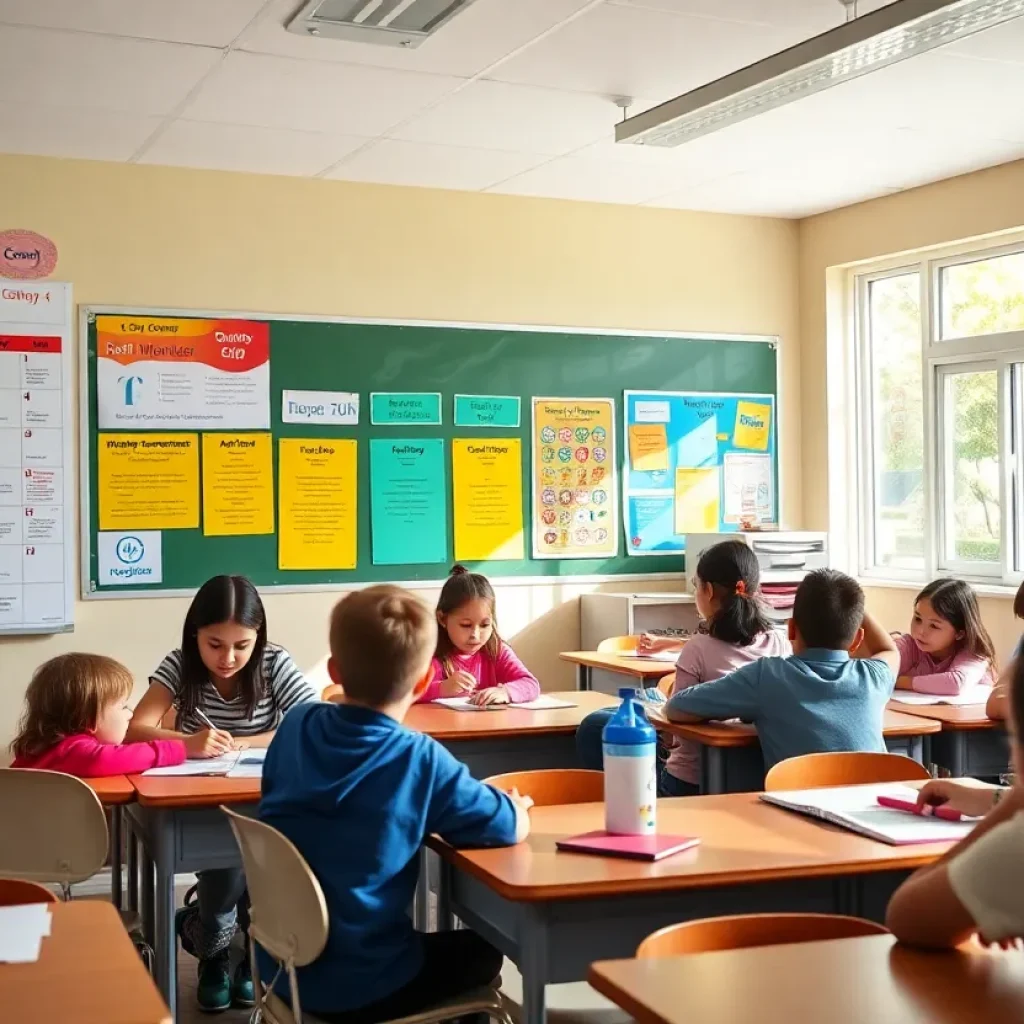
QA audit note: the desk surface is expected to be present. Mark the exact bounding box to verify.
[0,901,172,1024]
[406,690,616,740]
[128,774,261,808]
[84,775,136,805]
[589,935,1024,1024]
[560,651,678,679]
[652,708,942,747]
[428,788,953,902]
[886,701,997,730]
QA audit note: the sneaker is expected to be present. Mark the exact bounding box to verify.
[232,956,255,1008]
[197,950,232,1013]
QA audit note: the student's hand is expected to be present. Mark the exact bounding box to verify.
[507,787,534,813]
[977,934,1024,951]
[469,686,511,706]
[440,671,477,697]
[637,634,677,654]
[894,676,915,690]
[916,778,1003,819]
[184,728,235,759]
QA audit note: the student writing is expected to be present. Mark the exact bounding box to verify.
[126,574,317,1014]
[666,569,899,770]
[893,578,996,695]
[260,585,531,1023]
[416,564,539,707]
[10,653,187,775]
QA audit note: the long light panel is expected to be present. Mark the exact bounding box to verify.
[616,0,1024,147]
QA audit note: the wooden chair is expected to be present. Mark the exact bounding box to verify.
[657,671,675,697]
[223,808,513,1024]
[637,913,890,957]
[484,769,603,807]
[321,684,344,703]
[0,878,58,906]
[764,751,931,792]
[596,636,642,654]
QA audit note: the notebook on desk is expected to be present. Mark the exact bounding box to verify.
[431,695,577,712]
[889,690,991,707]
[556,831,700,861]
[760,785,977,845]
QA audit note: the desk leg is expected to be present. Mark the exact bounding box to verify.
[153,818,178,1020]
[907,735,923,765]
[126,817,139,913]
[141,846,155,947]
[950,733,967,778]
[520,907,548,1024]
[110,807,123,910]
[704,747,726,795]
[414,847,430,931]
[577,665,592,691]
[436,855,453,933]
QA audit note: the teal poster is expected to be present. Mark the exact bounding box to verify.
[370,392,443,425]
[369,439,448,565]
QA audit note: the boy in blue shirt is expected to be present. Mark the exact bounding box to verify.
[666,569,899,770]
[260,585,532,1023]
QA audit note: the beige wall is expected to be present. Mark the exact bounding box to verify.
[0,154,800,751]
[799,157,1024,660]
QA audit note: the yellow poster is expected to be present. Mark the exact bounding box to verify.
[628,424,669,472]
[452,439,524,561]
[733,401,772,452]
[674,467,719,533]
[532,398,617,559]
[202,433,274,537]
[278,439,357,570]
[98,433,199,530]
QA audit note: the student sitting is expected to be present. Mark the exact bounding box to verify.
[986,580,1024,721]
[576,540,790,794]
[666,569,899,770]
[893,579,996,695]
[259,585,532,1023]
[886,656,1024,948]
[10,653,187,775]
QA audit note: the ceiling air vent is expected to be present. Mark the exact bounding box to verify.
[286,0,481,48]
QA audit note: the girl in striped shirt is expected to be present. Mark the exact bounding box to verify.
[127,574,317,1014]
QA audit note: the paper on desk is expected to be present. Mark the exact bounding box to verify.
[890,689,991,707]
[142,752,242,776]
[432,695,577,712]
[226,750,267,779]
[616,650,680,663]
[0,903,52,963]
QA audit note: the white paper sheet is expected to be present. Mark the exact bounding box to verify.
[226,750,267,779]
[890,689,991,707]
[431,695,577,712]
[0,903,52,963]
[142,753,242,776]
[615,650,680,663]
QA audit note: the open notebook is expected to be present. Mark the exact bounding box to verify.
[431,695,576,712]
[889,690,991,707]
[615,650,680,663]
[142,748,267,778]
[760,784,978,845]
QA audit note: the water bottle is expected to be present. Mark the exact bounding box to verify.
[603,687,657,835]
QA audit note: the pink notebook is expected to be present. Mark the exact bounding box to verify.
[556,831,700,861]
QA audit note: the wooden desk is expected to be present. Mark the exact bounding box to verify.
[887,701,1009,778]
[650,710,942,794]
[429,790,955,1024]
[0,901,171,1024]
[559,651,676,691]
[84,775,134,910]
[589,934,1024,1024]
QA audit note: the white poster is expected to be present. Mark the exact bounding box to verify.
[723,452,774,524]
[97,531,163,586]
[0,282,74,633]
[282,389,359,425]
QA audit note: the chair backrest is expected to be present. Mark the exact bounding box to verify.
[0,769,108,889]
[484,769,604,806]
[637,913,889,957]
[597,636,642,654]
[223,808,328,968]
[657,671,675,697]
[0,878,58,906]
[764,752,932,792]
[321,684,344,703]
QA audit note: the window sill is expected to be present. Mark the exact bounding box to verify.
[859,576,1022,599]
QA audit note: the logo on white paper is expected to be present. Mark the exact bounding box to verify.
[119,375,143,406]
[98,531,162,585]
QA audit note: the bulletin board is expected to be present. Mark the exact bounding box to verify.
[79,306,779,597]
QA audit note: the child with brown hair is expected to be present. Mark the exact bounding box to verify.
[10,652,187,775]
[986,580,1024,721]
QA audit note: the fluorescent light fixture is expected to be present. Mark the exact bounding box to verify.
[616,0,1024,147]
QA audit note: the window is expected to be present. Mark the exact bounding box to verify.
[854,241,1024,586]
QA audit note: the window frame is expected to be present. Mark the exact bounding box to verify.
[851,237,1024,590]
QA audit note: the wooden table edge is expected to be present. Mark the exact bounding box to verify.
[588,963,667,1024]
[127,776,262,808]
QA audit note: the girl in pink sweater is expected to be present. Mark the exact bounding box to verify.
[10,653,186,776]
[418,565,540,707]
[894,579,996,696]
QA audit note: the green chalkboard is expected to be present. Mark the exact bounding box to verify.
[82,309,777,596]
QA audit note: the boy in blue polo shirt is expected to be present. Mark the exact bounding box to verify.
[259,585,532,1023]
[666,569,898,770]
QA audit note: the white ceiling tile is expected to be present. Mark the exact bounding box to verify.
[0,25,221,116]
[327,139,548,190]
[237,0,595,77]
[0,102,162,161]
[393,79,617,155]
[606,0,895,31]
[0,0,268,46]
[138,119,368,177]
[182,51,463,136]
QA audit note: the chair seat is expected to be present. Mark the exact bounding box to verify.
[499,960,629,1024]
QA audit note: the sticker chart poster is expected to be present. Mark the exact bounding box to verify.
[201,433,274,537]
[452,439,524,562]
[369,439,447,566]
[278,439,357,570]
[95,316,270,430]
[623,391,776,555]
[531,398,617,560]
[97,433,200,531]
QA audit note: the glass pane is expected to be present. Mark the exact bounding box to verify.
[867,273,924,571]
[1014,366,1024,575]
[940,251,1024,339]
[944,369,1001,564]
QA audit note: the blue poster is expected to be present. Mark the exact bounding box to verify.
[623,391,777,556]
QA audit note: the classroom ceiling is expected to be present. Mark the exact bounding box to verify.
[2,0,1024,218]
